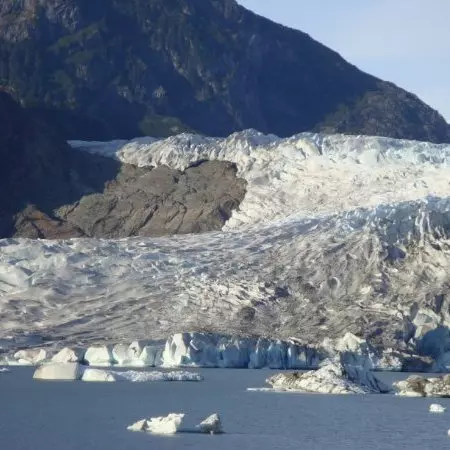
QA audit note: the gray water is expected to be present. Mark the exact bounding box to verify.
[0,368,449,450]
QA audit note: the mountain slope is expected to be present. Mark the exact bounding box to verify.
[0,0,448,141]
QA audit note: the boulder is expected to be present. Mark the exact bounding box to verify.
[81,368,116,382]
[52,347,85,364]
[84,345,114,366]
[266,361,389,395]
[33,363,83,381]
[196,413,223,434]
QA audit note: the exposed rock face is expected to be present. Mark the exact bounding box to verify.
[394,374,450,397]
[0,93,247,239]
[0,0,447,142]
[266,361,390,394]
[54,160,246,238]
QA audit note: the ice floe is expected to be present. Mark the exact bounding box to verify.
[429,403,446,413]
[266,361,390,395]
[127,413,185,435]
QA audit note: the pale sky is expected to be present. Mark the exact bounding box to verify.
[239,0,450,122]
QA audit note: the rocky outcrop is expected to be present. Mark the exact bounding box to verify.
[54,160,246,238]
[0,0,447,142]
[0,93,247,239]
[266,361,390,395]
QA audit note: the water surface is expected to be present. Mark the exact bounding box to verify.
[0,368,448,449]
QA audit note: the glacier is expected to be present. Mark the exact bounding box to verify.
[2,131,450,367]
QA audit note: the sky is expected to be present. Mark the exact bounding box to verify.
[239,0,450,122]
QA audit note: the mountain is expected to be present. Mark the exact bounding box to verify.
[0,0,448,142]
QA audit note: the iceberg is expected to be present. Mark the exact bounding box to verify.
[13,349,47,365]
[111,370,203,382]
[33,363,83,381]
[84,345,115,366]
[127,413,185,435]
[394,374,450,397]
[429,403,446,413]
[52,347,85,364]
[81,368,116,382]
[32,363,203,383]
[196,413,223,434]
[266,361,389,395]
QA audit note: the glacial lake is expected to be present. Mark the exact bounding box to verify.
[1,367,449,450]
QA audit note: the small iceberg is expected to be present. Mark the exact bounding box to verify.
[394,374,450,397]
[33,363,203,382]
[429,404,446,413]
[196,413,223,434]
[266,361,389,395]
[0,367,10,373]
[127,413,185,435]
[33,363,83,381]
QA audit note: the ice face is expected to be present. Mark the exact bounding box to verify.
[2,131,450,353]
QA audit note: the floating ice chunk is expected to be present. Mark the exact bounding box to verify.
[394,374,450,397]
[52,347,85,364]
[267,361,389,395]
[82,368,116,382]
[429,403,446,413]
[14,349,47,365]
[247,387,274,392]
[0,368,10,373]
[33,363,83,381]
[127,419,147,432]
[196,414,223,434]
[84,345,114,366]
[146,413,185,435]
[113,370,203,382]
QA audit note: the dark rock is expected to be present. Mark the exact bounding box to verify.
[0,92,247,239]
